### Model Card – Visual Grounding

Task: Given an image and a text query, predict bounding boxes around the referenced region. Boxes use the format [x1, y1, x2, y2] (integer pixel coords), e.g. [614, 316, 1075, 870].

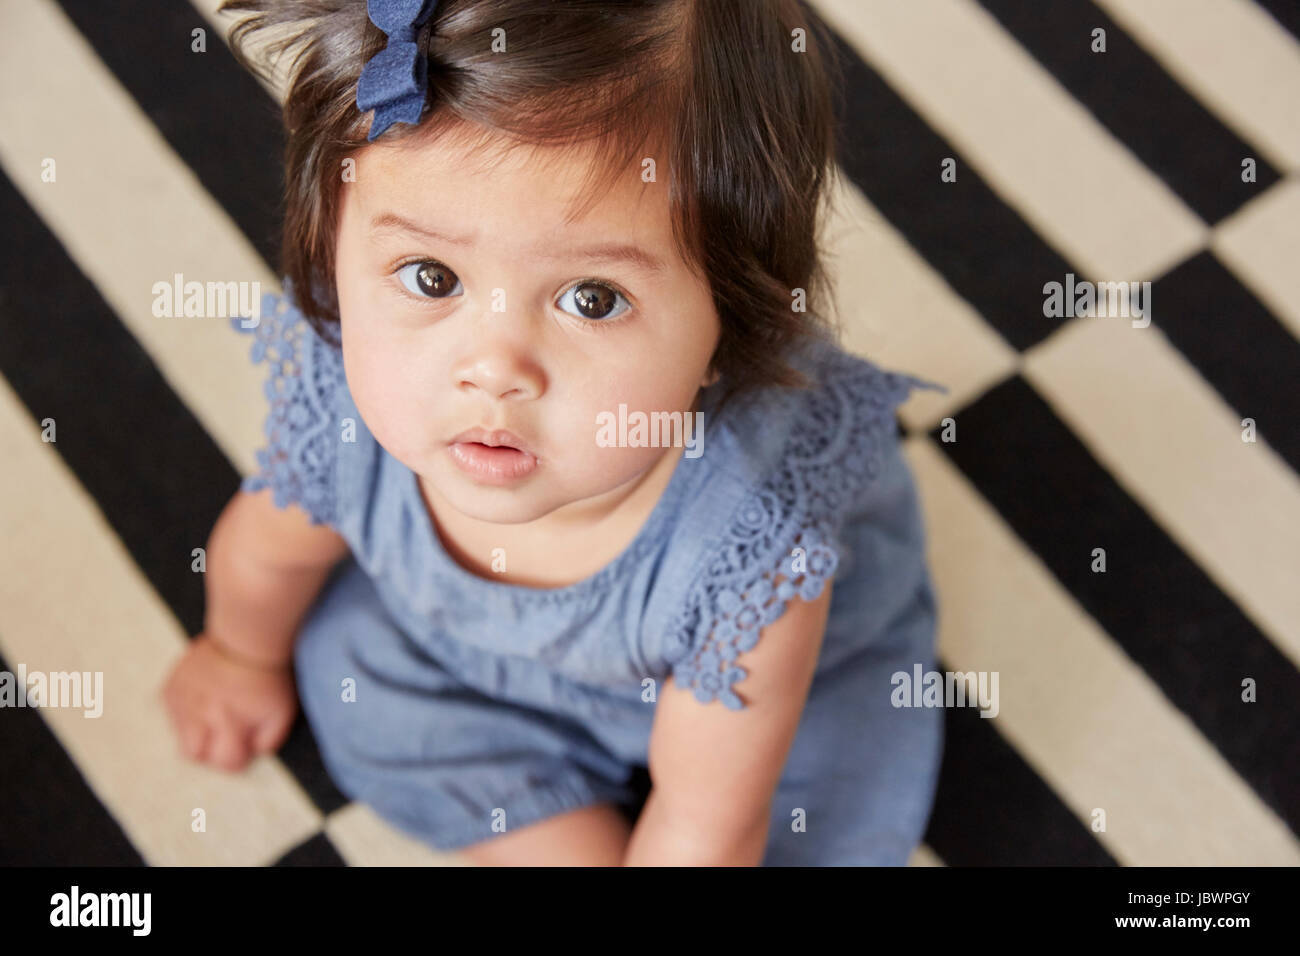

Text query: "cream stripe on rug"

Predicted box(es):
[1094, 0, 1300, 174]
[1025, 315, 1300, 666]
[0, 0, 267, 477]
[814, 0, 1207, 281]
[0, 0, 465, 867]
[1212, 177, 1300, 343]
[0, 376, 323, 865]
[323, 803, 473, 867]
[908, 435, 1300, 865]
[819, 171, 1020, 432]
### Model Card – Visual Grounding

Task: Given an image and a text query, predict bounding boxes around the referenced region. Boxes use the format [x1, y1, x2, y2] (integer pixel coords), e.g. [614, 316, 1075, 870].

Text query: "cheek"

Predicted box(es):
[552, 297, 717, 450]
[341, 333, 422, 460]
[573, 301, 717, 407]
[550, 356, 706, 482]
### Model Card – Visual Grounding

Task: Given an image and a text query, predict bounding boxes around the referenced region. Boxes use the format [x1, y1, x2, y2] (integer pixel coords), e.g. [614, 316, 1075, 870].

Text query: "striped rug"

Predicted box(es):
[0, 0, 1296, 866]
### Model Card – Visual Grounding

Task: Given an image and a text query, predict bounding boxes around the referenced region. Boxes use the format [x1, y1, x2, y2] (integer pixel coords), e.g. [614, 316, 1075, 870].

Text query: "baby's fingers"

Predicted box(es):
[249, 715, 290, 756]
[207, 722, 253, 772]
[178, 721, 209, 762]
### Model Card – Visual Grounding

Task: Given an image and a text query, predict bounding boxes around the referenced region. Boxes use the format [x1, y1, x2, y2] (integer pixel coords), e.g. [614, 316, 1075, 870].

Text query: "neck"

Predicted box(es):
[418, 442, 684, 588]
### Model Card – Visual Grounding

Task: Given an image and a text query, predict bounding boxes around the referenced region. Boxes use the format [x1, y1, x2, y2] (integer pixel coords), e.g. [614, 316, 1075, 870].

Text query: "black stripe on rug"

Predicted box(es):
[976, 0, 1280, 225]
[933, 374, 1300, 841]
[54, 0, 285, 269]
[824, 19, 1076, 353]
[1254, 0, 1300, 44]
[0, 172, 348, 825]
[0, 648, 145, 865]
[1152, 249, 1300, 476]
[924, 660, 1118, 866]
[272, 832, 347, 866]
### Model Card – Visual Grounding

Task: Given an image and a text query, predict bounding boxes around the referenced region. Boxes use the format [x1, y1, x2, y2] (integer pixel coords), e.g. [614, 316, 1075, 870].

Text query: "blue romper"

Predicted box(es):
[233, 281, 948, 866]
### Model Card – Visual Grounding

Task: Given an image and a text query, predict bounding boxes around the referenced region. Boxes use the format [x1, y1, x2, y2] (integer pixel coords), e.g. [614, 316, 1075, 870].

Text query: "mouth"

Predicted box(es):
[447, 428, 539, 485]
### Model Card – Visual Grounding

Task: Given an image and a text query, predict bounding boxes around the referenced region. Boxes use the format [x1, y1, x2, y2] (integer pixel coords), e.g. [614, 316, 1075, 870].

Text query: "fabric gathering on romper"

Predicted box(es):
[231, 280, 951, 864]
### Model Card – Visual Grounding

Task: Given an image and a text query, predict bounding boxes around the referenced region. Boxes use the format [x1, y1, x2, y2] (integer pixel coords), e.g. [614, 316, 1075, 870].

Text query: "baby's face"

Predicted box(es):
[334, 125, 720, 524]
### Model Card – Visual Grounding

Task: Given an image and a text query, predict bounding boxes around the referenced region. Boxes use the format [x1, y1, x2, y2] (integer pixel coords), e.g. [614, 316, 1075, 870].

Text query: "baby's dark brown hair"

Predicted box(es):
[220, 0, 845, 406]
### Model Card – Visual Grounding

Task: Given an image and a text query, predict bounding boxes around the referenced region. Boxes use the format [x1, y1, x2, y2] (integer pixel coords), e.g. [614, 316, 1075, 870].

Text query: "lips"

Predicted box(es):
[449, 427, 532, 453]
[447, 427, 538, 485]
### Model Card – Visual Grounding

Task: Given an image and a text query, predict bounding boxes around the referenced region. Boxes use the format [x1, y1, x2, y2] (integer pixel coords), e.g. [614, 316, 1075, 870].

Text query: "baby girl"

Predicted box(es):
[162, 0, 947, 866]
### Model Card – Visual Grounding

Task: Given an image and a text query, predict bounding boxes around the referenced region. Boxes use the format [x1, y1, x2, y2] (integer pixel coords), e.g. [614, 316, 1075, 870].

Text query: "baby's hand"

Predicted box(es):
[161, 633, 298, 772]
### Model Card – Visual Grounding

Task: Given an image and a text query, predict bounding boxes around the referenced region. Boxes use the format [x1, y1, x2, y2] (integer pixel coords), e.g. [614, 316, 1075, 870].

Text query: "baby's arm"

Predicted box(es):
[203, 486, 351, 666]
[161, 486, 350, 770]
[623, 583, 833, 866]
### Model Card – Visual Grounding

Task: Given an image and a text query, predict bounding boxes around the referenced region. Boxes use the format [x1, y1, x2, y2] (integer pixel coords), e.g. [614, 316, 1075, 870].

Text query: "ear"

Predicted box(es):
[701, 365, 721, 387]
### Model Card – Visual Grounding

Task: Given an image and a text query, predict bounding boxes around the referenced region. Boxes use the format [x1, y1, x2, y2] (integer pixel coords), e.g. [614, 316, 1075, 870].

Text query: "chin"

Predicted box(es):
[424, 450, 650, 526]
[437, 480, 565, 525]
[462, 500, 555, 526]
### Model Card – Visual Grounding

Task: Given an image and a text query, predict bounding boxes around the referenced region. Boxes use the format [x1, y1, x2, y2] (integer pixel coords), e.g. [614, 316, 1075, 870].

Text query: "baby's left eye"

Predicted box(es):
[557, 280, 630, 322]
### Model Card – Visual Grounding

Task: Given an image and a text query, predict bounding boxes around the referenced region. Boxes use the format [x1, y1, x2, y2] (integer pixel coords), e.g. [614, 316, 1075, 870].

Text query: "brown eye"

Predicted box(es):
[559, 280, 630, 321]
[397, 260, 462, 298]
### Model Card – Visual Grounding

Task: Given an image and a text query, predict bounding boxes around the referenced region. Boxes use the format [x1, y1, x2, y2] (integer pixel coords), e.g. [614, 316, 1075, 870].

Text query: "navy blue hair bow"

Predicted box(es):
[356, 0, 442, 140]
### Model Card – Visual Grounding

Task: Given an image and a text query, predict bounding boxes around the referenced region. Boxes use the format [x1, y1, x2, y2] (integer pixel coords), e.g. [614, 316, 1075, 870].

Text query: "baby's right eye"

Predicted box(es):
[396, 260, 463, 299]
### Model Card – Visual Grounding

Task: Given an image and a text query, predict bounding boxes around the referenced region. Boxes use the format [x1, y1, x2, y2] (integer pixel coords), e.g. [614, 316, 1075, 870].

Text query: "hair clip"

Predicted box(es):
[356, 0, 442, 141]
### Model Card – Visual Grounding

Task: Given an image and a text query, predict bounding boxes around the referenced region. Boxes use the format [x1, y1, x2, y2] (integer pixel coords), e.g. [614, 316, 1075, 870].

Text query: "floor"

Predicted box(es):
[0, 0, 1297, 865]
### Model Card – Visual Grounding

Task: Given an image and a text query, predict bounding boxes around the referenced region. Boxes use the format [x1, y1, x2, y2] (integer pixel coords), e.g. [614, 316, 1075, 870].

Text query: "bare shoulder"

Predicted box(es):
[648, 583, 833, 825]
[221, 486, 351, 571]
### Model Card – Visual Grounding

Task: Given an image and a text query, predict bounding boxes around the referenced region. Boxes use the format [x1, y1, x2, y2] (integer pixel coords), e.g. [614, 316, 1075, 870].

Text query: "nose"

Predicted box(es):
[452, 344, 545, 401]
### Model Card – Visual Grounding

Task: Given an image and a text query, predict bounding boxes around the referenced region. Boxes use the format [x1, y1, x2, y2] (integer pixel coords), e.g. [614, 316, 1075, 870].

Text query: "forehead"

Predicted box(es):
[348, 123, 667, 245]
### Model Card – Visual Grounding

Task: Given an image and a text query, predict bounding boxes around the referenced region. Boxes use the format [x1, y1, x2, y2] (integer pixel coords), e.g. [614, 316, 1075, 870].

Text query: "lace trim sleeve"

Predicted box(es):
[230, 285, 345, 528]
[664, 362, 946, 710]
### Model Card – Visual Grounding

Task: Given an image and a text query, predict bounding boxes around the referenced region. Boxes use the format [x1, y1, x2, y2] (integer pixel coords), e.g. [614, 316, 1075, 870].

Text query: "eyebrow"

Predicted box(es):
[368, 212, 667, 274]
